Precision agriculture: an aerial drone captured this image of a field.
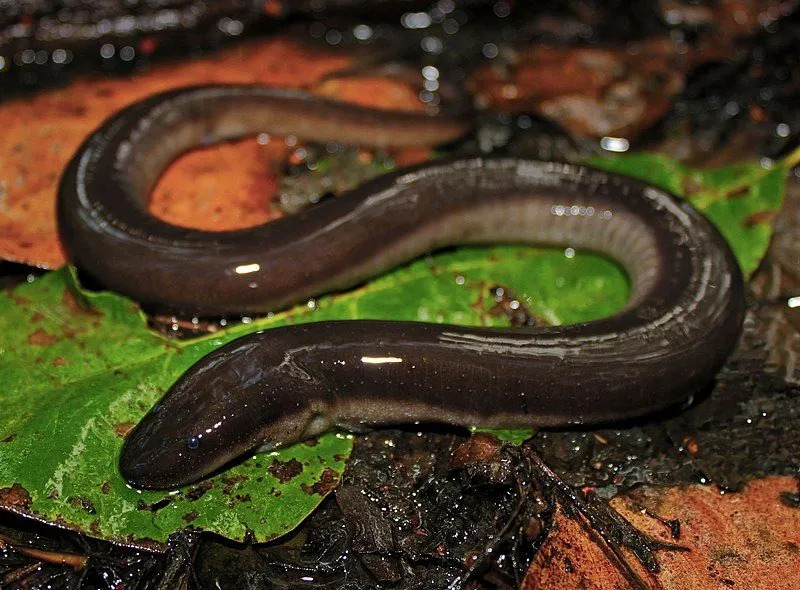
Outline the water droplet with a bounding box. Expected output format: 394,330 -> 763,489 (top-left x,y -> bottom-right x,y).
442,18 -> 459,34
324,29 -> 342,45
482,43 -> 499,59
438,0 -> 455,13
600,136 -> 629,152
421,36 -> 443,54
353,24 -> 372,41
120,46 -> 135,62
422,65 -> 439,80
309,22 -> 325,38
493,1 -> 511,17
402,12 -> 432,29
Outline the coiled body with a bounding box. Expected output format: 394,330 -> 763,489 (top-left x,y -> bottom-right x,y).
57,86 -> 745,489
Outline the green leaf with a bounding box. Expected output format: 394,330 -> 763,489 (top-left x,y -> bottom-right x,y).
0,152 -> 788,545
471,426 -> 535,446
0,268 -> 353,546
587,152 -> 785,277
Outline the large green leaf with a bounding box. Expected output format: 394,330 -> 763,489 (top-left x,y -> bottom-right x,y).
0,152 -> 788,546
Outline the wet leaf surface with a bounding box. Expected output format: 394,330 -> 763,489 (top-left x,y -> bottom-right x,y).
0,268 -> 353,546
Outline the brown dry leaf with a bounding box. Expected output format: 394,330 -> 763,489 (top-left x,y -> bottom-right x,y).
0,38 -> 429,266
523,476 -> 800,589
468,41 -> 687,140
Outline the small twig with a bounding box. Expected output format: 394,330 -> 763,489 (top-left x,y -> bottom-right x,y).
697,142 -> 800,203
524,448 -> 689,590
779,471 -> 800,508
781,144 -> 800,170
157,530 -> 201,590
148,314 -> 223,338
453,476 -> 532,589
634,504 -> 682,540
0,533 -> 87,570
2,561 -> 44,585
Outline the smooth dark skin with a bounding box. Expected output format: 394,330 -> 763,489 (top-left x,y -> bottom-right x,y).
57,86 -> 745,489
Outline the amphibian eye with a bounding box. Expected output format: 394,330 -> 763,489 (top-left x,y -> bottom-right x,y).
187,436 -> 200,450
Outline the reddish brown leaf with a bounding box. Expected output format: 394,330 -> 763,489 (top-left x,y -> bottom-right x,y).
523,476 -> 800,589
0,38 -> 427,267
